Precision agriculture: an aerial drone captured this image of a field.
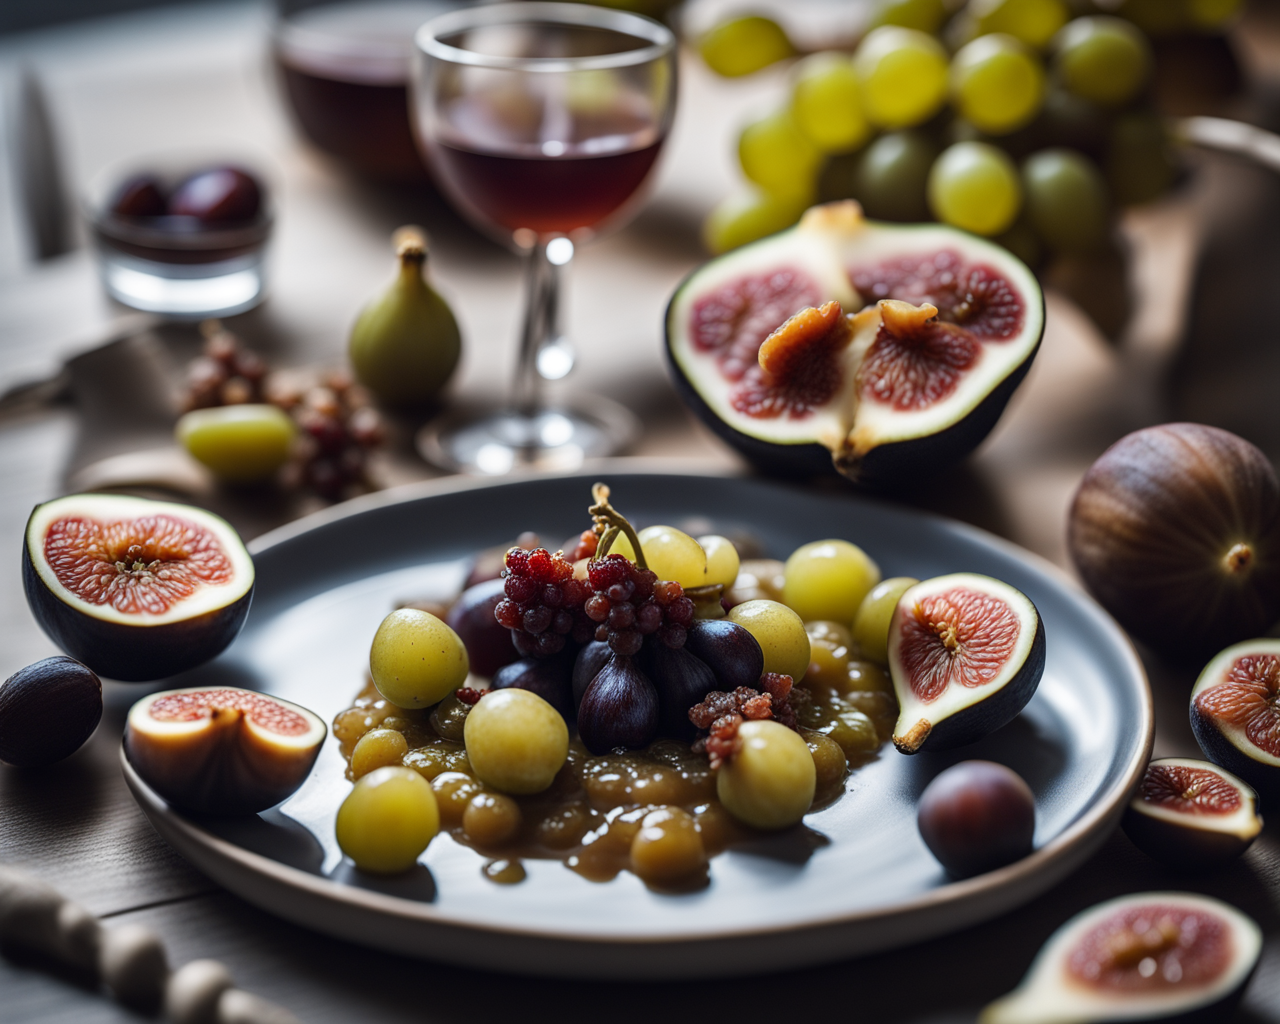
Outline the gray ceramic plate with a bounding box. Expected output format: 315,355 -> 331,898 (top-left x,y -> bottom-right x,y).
122,466 -> 1153,979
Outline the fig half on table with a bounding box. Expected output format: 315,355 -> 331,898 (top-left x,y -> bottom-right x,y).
665,201 -> 1045,485
981,892 -> 1262,1024
887,573 -> 1045,754
1191,639 -> 1280,798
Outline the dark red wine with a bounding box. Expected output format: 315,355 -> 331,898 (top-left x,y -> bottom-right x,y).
429,139 -> 663,234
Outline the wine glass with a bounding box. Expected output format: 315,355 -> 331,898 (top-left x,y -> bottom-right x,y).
412,2 -> 676,474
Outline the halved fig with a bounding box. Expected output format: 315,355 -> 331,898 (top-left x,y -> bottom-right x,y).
1122,757 -> 1262,870
1190,639 -> 1280,798
23,494 -> 254,682
665,202 -> 1045,485
125,686 -> 325,815
980,892 -> 1262,1024
888,573 -> 1045,754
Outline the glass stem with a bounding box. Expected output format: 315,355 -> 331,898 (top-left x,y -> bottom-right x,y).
513,240 -> 554,416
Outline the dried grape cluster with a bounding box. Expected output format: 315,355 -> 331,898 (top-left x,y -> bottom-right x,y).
689,674 -> 802,769
496,548 -> 591,657
183,320 -> 267,410
585,554 -> 694,656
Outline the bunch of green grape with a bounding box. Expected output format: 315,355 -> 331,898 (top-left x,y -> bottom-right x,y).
700,0 -> 1243,262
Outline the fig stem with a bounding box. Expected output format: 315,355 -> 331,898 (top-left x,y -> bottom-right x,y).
588,483 -> 648,570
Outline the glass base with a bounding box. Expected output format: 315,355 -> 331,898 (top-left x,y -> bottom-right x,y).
416,395 -> 638,475
98,249 -> 266,319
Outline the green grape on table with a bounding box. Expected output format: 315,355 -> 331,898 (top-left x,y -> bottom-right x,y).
716,719 -> 816,830
703,188 -> 808,254
950,34 -> 1046,135
369,608 -> 470,709
854,26 -> 950,129
1053,16 -> 1152,108
738,110 -> 823,200
698,535 -> 741,589
970,0 -> 1069,49
851,130 -> 938,221
336,766 -> 439,873
868,0 -> 948,33
1107,110 -> 1177,205
928,141 -> 1022,236
852,576 -> 918,665
1022,148 -> 1110,254
782,539 -> 881,625
699,15 -> 794,78
790,54 -> 870,154
176,404 -> 296,483
725,599 -> 811,682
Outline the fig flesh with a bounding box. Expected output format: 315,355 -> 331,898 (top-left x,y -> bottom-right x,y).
1122,757 -> 1262,870
0,657 -> 102,768
1069,424 -> 1280,659
980,892 -> 1262,1024
888,573 -> 1045,754
577,654 -> 659,755
1190,639 -> 1280,798
23,494 -> 255,682
125,686 -> 325,815
665,201 -> 1045,485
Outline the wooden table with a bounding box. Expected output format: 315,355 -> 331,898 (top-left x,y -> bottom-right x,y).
2,3 -> 1280,1020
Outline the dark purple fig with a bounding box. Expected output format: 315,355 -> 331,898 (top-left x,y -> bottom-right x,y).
982,892 -> 1262,1023
890,573 -> 1044,754
1190,639 -> 1280,798
168,167 -> 262,223
577,654 -> 658,755
490,652 -> 574,718
446,578 -> 518,678
110,174 -> 166,218
1069,423 -> 1280,659
0,657 -> 102,767
683,619 -> 764,690
640,640 -> 718,740
1122,757 -> 1261,870
572,640 -> 612,712
917,760 -> 1035,878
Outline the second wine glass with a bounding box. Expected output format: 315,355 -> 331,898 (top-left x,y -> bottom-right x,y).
413,1 -> 676,474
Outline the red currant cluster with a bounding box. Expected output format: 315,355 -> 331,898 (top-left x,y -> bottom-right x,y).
495,548 -> 591,657
584,554 -> 695,656
183,320 -> 267,410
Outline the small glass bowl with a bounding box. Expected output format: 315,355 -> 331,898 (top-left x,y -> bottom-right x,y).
85,152 -> 275,319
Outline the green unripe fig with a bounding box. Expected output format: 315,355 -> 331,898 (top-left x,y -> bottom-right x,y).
349,227 -> 462,409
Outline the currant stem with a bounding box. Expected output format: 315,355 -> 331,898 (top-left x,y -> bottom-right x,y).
588,482 -> 648,569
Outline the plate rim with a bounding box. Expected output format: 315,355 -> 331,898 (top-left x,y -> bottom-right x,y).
127,464 -> 1155,961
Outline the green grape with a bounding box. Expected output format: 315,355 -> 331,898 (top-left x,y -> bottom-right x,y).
790,54 -> 870,154
1187,0 -> 1242,29
854,130 -> 938,221
1107,111 -> 1176,205
1053,16 -> 1151,108
463,688 -> 568,795
369,608 -> 469,709
725,599 -> 811,682
637,525 -> 708,588
739,111 -> 822,201
928,141 -> 1022,236
951,34 -> 1046,135
970,0 -> 1069,49
852,576 -> 918,664
782,539 -> 881,624
630,807 -> 707,883
698,535 -> 741,589
699,15 -> 794,78
350,728 -> 409,779
336,766 -> 439,873
1022,148 -> 1110,253
854,26 -> 950,129
716,720 -> 816,829
176,404 -> 295,483
703,188 -> 808,254
869,0 -> 948,33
